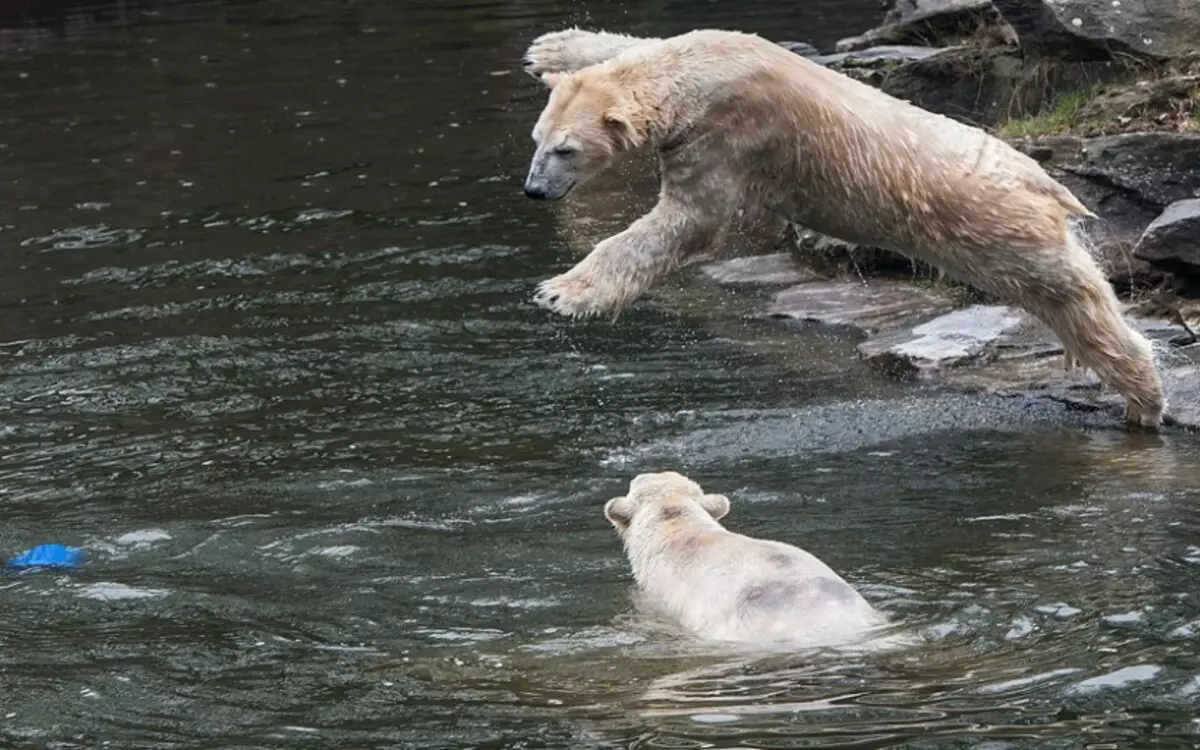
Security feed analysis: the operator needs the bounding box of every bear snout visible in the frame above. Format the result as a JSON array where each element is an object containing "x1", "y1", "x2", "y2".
[
  {"x1": 523, "y1": 183, "x2": 549, "y2": 200},
  {"x1": 521, "y1": 54, "x2": 534, "y2": 68}
]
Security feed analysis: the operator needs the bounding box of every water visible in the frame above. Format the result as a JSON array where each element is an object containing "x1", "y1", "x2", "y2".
[{"x1": 2, "y1": 1, "x2": 1199, "y2": 748}]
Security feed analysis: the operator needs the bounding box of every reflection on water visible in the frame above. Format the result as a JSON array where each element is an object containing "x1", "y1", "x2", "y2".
[{"x1": 1, "y1": 1, "x2": 1199, "y2": 748}]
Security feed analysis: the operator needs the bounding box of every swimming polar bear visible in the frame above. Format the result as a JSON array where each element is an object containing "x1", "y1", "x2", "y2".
[{"x1": 604, "y1": 471, "x2": 889, "y2": 647}]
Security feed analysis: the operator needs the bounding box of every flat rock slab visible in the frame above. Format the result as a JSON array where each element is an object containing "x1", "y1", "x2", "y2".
[
  {"x1": 858, "y1": 304, "x2": 1025, "y2": 377},
  {"x1": 701, "y1": 253, "x2": 819, "y2": 288},
  {"x1": 765, "y1": 280, "x2": 956, "y2": 334},
  {"x1": 812, "y1": 45, "x2": 943, "y2": 67}
]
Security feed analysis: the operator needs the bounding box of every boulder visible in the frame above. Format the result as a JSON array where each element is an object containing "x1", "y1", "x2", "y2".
[
  {"x1": 879, "y1": 46, "x2": 1025, "y2": 125},
  {"x1": 1046, "y1": 133, "x2": 1200, "y2": 209},
  {"x1": 1161, "y1": 359, "x2": 1200, "y2": 429},
  {"x1": 872, "y1": 46, "x2": 1119, "y2": 128},
  {"x1": 992, "y1": 0, "x2": 1200, "y2": 61},
  {"x1": 1015, "y1": 133, "x2": 1200, "y2": 289},
  {"x1": 835, "y1": 0, "x2": 1012, "y2": 52},
  {"x1": 1132, "y1": 199, "x2": 1200, "y2": 277}
]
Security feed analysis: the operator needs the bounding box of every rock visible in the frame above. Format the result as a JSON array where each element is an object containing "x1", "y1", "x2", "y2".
[
  {"x1": 857, "y1": 304, "x2": 1025, "y2": 377},
  {"x1": 880, "y1": 47, "x2": 1023, "y2": 125},
  {"x1": 879, "y1": 47, "x2": 1123, "y2": 127},
  {"x1": 764, "y1": 280, "x2": 957, "y2": 334},
  {"x1": 701, "y1": 253, "x2": 820, "y2": 288},
  {"x1": 992, "y1": 0, "x2": 1200, "y2": 61},
  {"x1": 812, "y1": 45, "x2": 943, "y2": 68},
  {"x1": 835, "y1": 0, "x2": 1012, "y2": 52},
  {"x1": 1161, "y1": 358, "x2": 1200, "y2": 429},
  {"x1": 1133, "y1": 199, "x2": 1200, "y2": 277},
  {"x1": 776, "y1": 40, "x2": 954, "y2": 89},
  {"x1": 1054, "y1": 133, "x2": 1200, "y2": 209},
  {"x1": 776, "y1": 41, "x2": 820, "y2": 57}
]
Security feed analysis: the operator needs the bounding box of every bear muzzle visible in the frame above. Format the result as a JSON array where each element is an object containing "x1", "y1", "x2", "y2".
[{"x1": 523, "y1": 183, "x2": 550, "y2": 200}]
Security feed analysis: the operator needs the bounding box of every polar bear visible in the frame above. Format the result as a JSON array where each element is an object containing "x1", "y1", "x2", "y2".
[
  {"x1": 604, "y1": 471, "x2": 888, "y2": 647},
  {"x1": 518, "y1": 28, "x2": 1166, "y2": 429}
]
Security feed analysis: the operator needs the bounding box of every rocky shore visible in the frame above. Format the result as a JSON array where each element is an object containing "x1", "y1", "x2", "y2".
[{"x1": 715, "y1": 0, "x2": 1200, "y2": 429}]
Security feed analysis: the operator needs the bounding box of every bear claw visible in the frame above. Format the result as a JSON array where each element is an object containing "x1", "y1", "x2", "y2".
[{"x1": 533, "y1": 275, "x2": 615, "y2": 318}]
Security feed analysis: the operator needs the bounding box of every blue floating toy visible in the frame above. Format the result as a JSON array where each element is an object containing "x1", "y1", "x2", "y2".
[{"x1": 6, "y1": 544, "x2": 86, "y2": 571}]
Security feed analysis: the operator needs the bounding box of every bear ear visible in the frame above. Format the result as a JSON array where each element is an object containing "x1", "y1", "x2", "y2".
[
  {"x1": 602, "y1": 110, "x2": 644, "y2": 150},
  {"x1": 700, "y1": 493, "x2": 730, "y2": 521},
  {"x1": 604, "y1": 496, "x2": 635, "y2": 530},
  {"x1": 540, "y1": 72, "x2": 565, "y2": 89}
]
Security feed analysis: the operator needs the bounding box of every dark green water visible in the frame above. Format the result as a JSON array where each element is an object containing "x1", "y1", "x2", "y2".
[{"x1": 2, "y1": 1, "x2": 1199, "y2": 748}]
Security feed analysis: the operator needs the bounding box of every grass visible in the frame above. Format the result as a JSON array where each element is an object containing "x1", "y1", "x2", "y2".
[
  {"x1": 998, "y1": 87, "x2": 1099, "y2": 137},
  {"x1": 997, "y1": 67, "x2": 1200, "y2": 139}
]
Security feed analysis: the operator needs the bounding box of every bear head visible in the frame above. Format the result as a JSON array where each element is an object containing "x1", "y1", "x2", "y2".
[
  {"x1": 604, "y1": 470, "x2": 730, "y2": 537},
  {"x1": 523, "y1": 71, "x2": 645, "y2": 201}
]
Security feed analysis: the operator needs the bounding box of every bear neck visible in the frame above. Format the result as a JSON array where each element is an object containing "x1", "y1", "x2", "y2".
[{"x1": 623, "y1": 506, "x2": 725, "y2": 588}]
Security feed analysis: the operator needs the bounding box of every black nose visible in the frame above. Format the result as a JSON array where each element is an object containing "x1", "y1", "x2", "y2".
[
  {"x1": 521, "y1": 54, "x2": 534, "y2": 68},
  {"x1": 524, "y1": 184, "x2": 547, "y2": 200}
]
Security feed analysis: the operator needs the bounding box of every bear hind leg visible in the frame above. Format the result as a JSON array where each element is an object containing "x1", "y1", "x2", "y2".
[{"x1": 1020, "y1": 241, "x2": 1166, "y2": 429}]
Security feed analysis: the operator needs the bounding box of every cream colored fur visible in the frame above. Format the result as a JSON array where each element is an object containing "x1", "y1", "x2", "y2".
[
  {"x1": 519, "y1": 28, "x2": 1166, "y2": 429},
  {"x1": 604, "y1": 471, "x2": 888, "y2": 646}
]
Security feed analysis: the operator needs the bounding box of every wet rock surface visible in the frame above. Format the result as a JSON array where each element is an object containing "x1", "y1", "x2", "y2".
[
  {"x1": 701, "y1": 253, "x2": 820, "y2": 288},
  {"x1": 992, "y1": 0, "x2": 1200, "y2": 61},
  {"x1": 857, "y1": 305, "x2": 1025, "y2": 377},
  {"x1": 764, "y1": 279, "x2": 957, "y2": 333}
]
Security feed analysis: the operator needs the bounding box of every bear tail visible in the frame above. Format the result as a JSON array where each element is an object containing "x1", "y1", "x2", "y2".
[
  {"x1": 1042, "y1": 178, "x2": 1096, "y2": 219},
  {"x1": 1058, "y1": 191, "x2": 1097, "y2": 219},
  {"x1": 1046, "y1": 177, "x2": 1094, "y2": 218}
]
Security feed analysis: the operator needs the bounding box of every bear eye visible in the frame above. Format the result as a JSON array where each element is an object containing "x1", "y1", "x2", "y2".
[{"x1": 553, "y1": 145, "x2": 578, "y2": 157}]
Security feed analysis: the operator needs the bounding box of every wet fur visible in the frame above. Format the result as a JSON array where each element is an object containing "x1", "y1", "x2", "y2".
[
  {"x1": 520, "y1": 28, "x2": 1166, "y2": 429},
  {"x1": 604, "y1": 471, "x2": 887, "y2": 646}
]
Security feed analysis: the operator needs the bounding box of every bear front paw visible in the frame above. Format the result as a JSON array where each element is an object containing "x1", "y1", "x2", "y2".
[
  {"x1": 521, "y1": 28, "x2": 595, "y2": 77},
  {"x1": 533, "y1": 274, "x2": 623, "y2": 319}
]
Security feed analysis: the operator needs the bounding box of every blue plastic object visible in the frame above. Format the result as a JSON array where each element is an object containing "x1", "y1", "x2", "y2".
[{"x1": 6, "y1": 544, "x2": 86, "y2": 571}]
